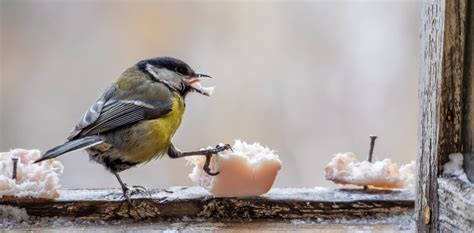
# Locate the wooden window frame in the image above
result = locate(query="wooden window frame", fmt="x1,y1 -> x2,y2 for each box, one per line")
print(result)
417,0 -> 474,232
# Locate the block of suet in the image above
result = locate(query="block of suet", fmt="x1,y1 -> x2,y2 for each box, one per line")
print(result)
324,152 -> 415,189
0,149 -> 63,198
186,140 -> 282,197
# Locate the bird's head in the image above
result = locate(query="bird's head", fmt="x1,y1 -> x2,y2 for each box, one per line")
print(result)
137,57 -> 214,97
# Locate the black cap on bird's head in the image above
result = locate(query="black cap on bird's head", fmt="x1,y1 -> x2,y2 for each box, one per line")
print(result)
137,57 -> 214,96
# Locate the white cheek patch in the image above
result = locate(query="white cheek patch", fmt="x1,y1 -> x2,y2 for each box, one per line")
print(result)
145,64 -> 176,81
145,64 -> 160,79
145,64 -> 180,90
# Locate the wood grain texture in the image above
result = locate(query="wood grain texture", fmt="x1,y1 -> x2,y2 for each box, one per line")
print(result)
462,0 -> 474,182
418,0 -> 468,232
0,187 -> 414,221
438,178 -> 474,232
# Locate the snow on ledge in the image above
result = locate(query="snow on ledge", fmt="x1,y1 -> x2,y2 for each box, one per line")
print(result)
442,153 -> 472,184
0,149 -> 63,199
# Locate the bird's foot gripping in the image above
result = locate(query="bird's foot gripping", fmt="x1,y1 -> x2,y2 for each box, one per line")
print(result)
200,143 -> 232,176
131,184 -> 148,194
119,184 -> 149,202
169,143 -> 232,176
209,143 -> 233,154
113,172 -> 150,202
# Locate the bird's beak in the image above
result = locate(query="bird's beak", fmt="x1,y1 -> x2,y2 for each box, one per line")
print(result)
196,73 -> 212,79
185,73 -> 215,96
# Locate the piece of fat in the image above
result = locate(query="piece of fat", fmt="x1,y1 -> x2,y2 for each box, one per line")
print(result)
0,149 -> 63,199
324,152 -> 415,189
186,140 -> 282,197
190,82 -> 215,96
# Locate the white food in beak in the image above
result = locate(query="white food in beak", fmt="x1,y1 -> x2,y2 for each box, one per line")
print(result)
186,140 -> 282,197
190,81 -> 215,96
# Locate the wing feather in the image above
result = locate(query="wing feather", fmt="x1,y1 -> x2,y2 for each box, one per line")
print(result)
68,81 -> 173,140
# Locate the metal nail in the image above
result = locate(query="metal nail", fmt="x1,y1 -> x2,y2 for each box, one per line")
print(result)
367,135 -> 377,163
364,135 -> 377,190
12,157 -> 19,180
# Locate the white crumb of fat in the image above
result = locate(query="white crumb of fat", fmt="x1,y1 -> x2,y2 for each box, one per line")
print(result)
186,140 -> 282,197
442,153 -> 470,183
201,86 -> 215,96
190,82 -> 215,96
399,161 -> 416,188
0,149 -> 64,199
324,152 -> 415,189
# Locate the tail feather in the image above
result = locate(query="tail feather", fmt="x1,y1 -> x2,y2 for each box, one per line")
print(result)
34,135 -> 103,163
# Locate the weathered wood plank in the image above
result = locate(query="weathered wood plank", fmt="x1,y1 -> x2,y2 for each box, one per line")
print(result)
0,187 -> 414,221
417,0 -> 468,232
438,178 -> 474,231
462,0 -> 474,182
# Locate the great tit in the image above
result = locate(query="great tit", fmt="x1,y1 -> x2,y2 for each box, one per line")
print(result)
35,57 -> 231,199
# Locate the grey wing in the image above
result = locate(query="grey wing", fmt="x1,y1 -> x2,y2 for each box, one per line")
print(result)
67,85 -> 116,140
67,83 -> 173,140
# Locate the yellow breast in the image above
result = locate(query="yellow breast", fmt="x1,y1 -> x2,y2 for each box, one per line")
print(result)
126,92 -> 185,163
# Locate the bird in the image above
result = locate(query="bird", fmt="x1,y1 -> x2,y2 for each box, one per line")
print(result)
34,56 -> 231,200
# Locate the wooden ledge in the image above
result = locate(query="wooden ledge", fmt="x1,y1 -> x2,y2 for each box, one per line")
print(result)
437,178 -> 474,231
0,187 -> 414,220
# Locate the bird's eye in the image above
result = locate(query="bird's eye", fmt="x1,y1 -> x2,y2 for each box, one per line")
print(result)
175,67 -> 187,75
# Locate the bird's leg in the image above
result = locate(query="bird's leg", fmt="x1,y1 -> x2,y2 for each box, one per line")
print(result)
168,143 -> 232,176
113,173 -> 148,199
114,172 -> 131,202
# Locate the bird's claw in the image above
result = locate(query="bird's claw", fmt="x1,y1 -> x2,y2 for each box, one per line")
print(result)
203,153 -> 219,176
204,165 -> 220,176
201,143 -> 232,176
120,184 -> 148,203
131,185 -> 148,195
205,169 -> 219,176
215,143 -> 232,152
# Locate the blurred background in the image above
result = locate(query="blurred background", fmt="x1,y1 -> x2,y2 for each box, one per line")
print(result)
0,0 -> 420,189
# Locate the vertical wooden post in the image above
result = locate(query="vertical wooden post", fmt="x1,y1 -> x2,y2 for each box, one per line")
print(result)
462,0 -> 474,182
417,0 -> 468,232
